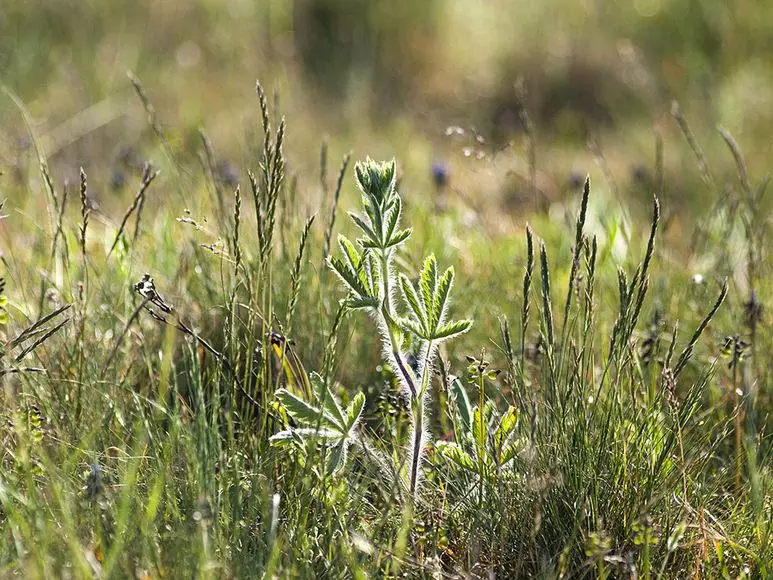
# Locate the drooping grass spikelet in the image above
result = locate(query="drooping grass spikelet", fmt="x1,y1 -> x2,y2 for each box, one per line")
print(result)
626,196 -> 660,336
521,225 -> 534,362
539,241 -> 554,349
671,100 -> 715,191
50,180 -> 69,263
582,235 -> 598,337
128,71 -> 164,142
1,86 -> 59,218
561,176 -> 590,342
323,152 -> 352,260
108,163 -> 159,257
10,303 -> 72,349
232,185 -> 243,275
718,127 -> 753,199
664,320 -> 680,369
256,81 -> 272,165
79,167 -> 89,259
286,215 -> 315,336
199,128 -> 225,225
14,310 -> 71,362
673,279 -> 727,377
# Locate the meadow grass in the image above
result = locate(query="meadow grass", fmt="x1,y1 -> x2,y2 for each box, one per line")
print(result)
0,77 -> 769,579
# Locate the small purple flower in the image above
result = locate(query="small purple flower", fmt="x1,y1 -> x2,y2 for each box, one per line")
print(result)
432,161 -> 449,189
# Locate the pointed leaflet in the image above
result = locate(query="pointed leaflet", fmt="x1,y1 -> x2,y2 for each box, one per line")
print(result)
339,234 -> 372,294
346,296 -> 380,309
433,319 -> 473,341
325,440 -> 348,475
276,389 -> 343,430
348,212 -> 382,248
494,406 -> 518,452
364,253 -> 381,298
500,440 -> 523,465
399,317 -> 425,340
384,196 -> 401,243
345,392 -> 366,431
268,429 -> 304,447
431,267 -> 454,332
269,428 -> 342,446
385,228 -> 412,249
383,197 -> 412,248
309,371 -> 347,428
328,256 -> 369,299
420,254 -> 438,315
399,273 -> 428,333
338,234 -> 361,272
449,377 -> 473,433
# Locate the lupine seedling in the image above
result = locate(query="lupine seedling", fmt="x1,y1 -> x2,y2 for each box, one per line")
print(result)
275,157 -> 472,504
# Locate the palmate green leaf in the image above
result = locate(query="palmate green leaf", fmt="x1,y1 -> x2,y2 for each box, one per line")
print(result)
345,392 -> 366,431
435,441 -> 476,471
309,372 -> 347,428
276,389 -> 343,431
431,267 -> 454,331
432,319 -> 473,341
399,274 -> 427,332
420,255 -> 438,317
363,254 -> 380,297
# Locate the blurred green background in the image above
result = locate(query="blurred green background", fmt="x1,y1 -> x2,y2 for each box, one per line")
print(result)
3,0 -> 773,216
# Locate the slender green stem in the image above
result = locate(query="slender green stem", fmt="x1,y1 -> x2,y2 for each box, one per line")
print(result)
477,370 -> 485,507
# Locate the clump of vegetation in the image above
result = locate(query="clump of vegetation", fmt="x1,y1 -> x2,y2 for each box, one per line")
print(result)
0,77 -> 768,578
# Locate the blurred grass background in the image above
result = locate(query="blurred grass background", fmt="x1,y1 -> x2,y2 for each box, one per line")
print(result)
3,0 -> 773,220
0,2 -> 771,576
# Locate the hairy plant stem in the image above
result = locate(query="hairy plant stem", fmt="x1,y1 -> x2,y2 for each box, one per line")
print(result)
378,246 -> 428,503
408,340 -> 434,500
409,402 -> 424,499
